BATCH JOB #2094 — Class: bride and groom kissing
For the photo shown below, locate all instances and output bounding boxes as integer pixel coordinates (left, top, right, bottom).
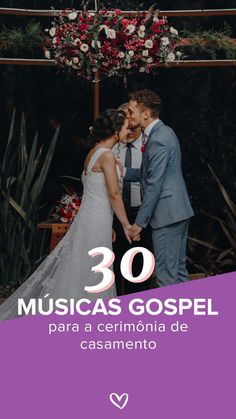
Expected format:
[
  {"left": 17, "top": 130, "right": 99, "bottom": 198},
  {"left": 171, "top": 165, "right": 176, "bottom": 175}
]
[{"left": 0, "top": 89, "right": 194, "bottom": 320}]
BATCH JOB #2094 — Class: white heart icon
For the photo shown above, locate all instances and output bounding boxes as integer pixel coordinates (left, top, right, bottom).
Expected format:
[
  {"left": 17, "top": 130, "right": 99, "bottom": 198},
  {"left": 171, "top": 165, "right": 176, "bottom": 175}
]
[{"left": 109, "top": 392, "right": 129, "bottom": 410}]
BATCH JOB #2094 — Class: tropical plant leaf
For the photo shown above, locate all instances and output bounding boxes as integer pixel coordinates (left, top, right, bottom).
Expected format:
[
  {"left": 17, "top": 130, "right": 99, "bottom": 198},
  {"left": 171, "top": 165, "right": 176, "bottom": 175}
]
[
  {"left": 208, "top": 164, "right": 236, "bottom": 215},
  {"left": 188, "top": 236, "right": 221, "bottom": 251},
  {"left": 0, "top": 111, "right": 59, "bottom": 287}
]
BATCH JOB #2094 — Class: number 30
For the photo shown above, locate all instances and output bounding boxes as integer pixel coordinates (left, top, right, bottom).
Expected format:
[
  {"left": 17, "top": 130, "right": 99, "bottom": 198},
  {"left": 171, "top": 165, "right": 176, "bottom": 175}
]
[{"left": 84, "top": 247, "right": 155, "bottom": 294}]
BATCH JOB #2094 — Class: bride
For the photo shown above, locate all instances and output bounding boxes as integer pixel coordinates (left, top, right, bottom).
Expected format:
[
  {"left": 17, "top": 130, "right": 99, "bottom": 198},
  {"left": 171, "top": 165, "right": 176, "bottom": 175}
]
[{"left": 0, "top": 109, "right": 135, "bottom": 320}]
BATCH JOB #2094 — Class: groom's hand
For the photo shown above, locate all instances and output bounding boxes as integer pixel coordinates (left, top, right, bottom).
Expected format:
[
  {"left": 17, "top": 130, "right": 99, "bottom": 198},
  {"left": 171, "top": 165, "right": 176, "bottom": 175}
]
[{"left": 131, "top": 223, "right": 142, "bottom": 241}]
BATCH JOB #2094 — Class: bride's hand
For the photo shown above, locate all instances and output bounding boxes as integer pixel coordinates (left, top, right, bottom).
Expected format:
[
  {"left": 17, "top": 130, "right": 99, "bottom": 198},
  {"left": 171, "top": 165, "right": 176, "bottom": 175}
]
[
  {"left": 123, "top": 224, "right": 132, "bottom": 244},
  {"left": 132, "top": 234, "right": 141, "bottom": 242}
]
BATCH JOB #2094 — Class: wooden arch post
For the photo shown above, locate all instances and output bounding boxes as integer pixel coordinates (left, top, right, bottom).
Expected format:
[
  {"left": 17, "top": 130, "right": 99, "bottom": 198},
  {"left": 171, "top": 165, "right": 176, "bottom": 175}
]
[{"left": 93, "top": 70, "right": 100, "bottom": 120}]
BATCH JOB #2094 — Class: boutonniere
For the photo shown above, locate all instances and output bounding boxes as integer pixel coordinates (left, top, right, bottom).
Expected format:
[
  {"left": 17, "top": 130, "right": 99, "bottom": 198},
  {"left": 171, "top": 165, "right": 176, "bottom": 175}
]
[
  {"left": 141, "top": 133, "right": 147, "bottom": 153},
  {"left": 141, "top": 144, "right": 147, "bottom": 153}
]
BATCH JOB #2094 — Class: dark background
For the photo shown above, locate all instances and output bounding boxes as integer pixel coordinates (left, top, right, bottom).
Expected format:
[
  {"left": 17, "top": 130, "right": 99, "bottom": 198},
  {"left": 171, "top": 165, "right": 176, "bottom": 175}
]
[{"left": 0, "top": 1, "right": 236, "bottom": 273}]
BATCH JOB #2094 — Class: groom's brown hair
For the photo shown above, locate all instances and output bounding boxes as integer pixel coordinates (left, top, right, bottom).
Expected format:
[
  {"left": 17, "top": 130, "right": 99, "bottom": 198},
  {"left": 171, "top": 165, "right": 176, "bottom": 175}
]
[{"left": 129, "top": 89, "right": 161, "bottom": 117}]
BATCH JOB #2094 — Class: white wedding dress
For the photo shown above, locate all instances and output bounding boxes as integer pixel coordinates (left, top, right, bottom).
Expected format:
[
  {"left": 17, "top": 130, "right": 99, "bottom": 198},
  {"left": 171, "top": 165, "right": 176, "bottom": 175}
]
[{"left": 0, "top": 148, "right": 117, "bottom": 320}]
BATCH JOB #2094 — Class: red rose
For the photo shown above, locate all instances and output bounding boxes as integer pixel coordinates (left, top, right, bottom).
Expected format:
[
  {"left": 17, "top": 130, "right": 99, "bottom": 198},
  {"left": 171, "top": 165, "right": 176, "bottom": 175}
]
[
  {"left": 78, "top": 23, "right": 88, "bottom": 31},
  {"left": 65, "top": 211, "right": 73, "bottom": 219},
  {"left": 115, "top": 9, "right": 122, "bottom": 15},
  {"left": 59, "top": 208, "right": 65, "bottom": 216},
  {"left": 121, "top": 18, "right": 130, "bottom": 27},
  {"left": 151, "top": 20, "right": 165, "bottom": 32}
]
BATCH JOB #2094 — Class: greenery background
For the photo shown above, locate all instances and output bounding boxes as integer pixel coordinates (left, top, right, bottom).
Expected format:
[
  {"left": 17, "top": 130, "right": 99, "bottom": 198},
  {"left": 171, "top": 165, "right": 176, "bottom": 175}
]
[{"left": 0, "top": 1, "right": 236, "bottom": 287}]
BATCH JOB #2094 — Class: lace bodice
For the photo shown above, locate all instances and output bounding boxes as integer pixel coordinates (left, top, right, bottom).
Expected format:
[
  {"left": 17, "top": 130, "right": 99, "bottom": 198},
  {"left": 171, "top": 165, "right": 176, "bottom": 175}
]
[{"left": 82, "top": 147, "right": 121, "bottom": 200}]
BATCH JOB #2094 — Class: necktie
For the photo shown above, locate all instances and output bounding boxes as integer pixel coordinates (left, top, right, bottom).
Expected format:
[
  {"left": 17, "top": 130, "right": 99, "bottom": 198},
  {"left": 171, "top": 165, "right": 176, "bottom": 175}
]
[{"left": 122, "top": 143, "right": 132, "bottom": 209}]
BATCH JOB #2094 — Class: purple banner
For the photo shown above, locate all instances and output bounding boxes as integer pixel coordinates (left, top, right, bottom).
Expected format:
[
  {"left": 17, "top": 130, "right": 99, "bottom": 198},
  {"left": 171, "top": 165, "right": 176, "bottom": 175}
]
[{"left": 0, "top": 273, "right": 235, "bottom": 418}]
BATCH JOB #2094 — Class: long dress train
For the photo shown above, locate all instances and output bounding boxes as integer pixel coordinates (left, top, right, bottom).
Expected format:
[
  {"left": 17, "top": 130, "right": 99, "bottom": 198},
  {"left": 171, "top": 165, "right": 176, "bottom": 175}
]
[{"left": 0, "top": 148, "right": 117, "bottom": 320}]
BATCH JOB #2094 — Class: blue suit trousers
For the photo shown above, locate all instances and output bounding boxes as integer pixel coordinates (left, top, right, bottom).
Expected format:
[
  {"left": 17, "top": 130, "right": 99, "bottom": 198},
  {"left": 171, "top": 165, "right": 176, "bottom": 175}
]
[{"left": 152, "top": 219, "right": 190, "bottom": 286}]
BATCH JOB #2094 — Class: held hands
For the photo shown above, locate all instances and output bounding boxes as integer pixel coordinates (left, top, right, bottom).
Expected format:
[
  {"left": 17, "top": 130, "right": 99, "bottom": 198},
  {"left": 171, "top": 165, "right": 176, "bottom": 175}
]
[
  {"left": 131, "top": 223, "right": 142, "bottom": 242},
  {"left": 123, "top": 223, "right": 142, "bottom": 243},
  {"left": 123, "top": 224, "right": 132, "bottom": 244}
]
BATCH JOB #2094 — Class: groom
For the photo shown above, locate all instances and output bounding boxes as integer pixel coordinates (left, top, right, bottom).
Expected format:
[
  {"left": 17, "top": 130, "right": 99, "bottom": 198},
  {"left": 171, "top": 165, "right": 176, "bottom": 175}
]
[{"left": 124, "top": 89, "right": 194, "bottom": 287}]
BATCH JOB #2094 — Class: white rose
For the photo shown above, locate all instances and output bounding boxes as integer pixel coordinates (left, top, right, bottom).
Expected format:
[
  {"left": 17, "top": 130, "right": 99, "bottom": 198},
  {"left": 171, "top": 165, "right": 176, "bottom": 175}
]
[
  {"left": 80, "top": 43, "right": 89, "bottom": 52},
  {"left": 108, "top": 29, "right": 116, "bottom": 39},
  {"left": 49, "top": 27, "right": 56, "bottom": 37},
  {"left": 125, "top": 63, "right": 131, "bottom": 69},
  {"left": 52, "top": 37, "right": 57, "bottom": 44},
  {"left": 128, "top": 50, "right": 134, "bottom": 57},
  {"left": 73, "top": 57, "right": 79, "bottom": 63},
  {"left": 166, "top": 52, "right": 175, "bottom": 62},
  {"left": 161, "top": 37, "right": 170, "bottom": 46},
  {"left": 147, "top": 57, "right": 153, "bottom": 63},
  {"left": 68, "top": 12, "right": 78, "bottom": 21},
  {"left": 91, "top": 40, "right": 101, "bottom": 48},
  {"left": 144, "top": 39, "right": 153, "bottom": 49},
  {"left": 100, "top": 24, "right": 108, "bottom": 32},
  {"left": 139, "top": 25, "right": 145, "bottom": 32},
  {"left": 67, "top": 60, "right": 73, "bottom": 66},
  {"left": 89, "top": 12, "right": 95, "bottom": 16},
  {"left": 142, "top": 49, "right": 149, "bottom": 57},
  {"left": 45, "top": 50, "right": 51, "bottom": 59},
  {"left": 176, "top": 51, "right": 182, "bottom": 58},
  {"left": 138, "top": 30, "right": 145, "bottom": 38},
  {"left": 118, "top": 51, "right": 125, "bottom": 58},
  {"left": 127, "top": 24, "right": 136, "bottom": 34},
  {"left": 170, "top": 27, "right": 178, "bottom": 35},
  {"left": 74, "top": 38, "right": 80, "bottom": 44},
  {"left": 139, "top": 67, "right": 146, "bottom": 72},
  {"left": 153, "top": 17, "right": 159, "bottom": 22}
]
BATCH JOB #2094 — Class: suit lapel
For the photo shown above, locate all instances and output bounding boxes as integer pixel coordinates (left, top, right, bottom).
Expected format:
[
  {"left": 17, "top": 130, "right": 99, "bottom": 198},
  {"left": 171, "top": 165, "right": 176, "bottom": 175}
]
[
  {"left": 140, "top": 120, "right": 165, "bottom": 188},
  {"left": 148, "top": 120, "right": 165, "bottom": 142}
]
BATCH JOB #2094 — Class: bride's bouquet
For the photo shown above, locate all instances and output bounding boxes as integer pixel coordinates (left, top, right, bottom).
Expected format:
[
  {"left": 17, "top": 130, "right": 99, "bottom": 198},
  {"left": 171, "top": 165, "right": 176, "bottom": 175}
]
[{"left": 49, "top": 190, "right": 82, "bottom": 223}]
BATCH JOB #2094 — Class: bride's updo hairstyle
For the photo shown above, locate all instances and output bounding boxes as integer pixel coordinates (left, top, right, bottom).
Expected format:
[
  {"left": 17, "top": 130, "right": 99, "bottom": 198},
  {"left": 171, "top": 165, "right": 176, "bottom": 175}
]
[{"left": 89, "top": 109, "right": 126, "bottom": 145}]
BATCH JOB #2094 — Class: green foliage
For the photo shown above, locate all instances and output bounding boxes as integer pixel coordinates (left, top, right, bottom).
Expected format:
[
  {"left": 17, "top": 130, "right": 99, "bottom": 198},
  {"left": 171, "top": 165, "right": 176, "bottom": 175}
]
[
  {"left": 0, "top": 21, "right": 44, "bottom": 57},
  {"left": 181, "top": 23, "right": 236, "bottom": 59},
  {"left": 207, "top": 165, "right": 236, "bottom": 267},
  {"left": 188, "top": 166, "right": 236, "bottom": 274},
  {"left": 0, "top": 15, "right": 236, "bottom": 60},
  {"left": 0, "top": 111, "right": 59, "bottom": 289}
]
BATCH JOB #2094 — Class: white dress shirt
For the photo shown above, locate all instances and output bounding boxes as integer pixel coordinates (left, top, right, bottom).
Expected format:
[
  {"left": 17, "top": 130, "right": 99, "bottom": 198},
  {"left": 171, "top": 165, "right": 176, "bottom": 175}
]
[
  {"left": 113, "top": 134, "right": 143, "bottom": 207},
  {"left": 144, "top": 118, "right": 160, "bottom": 137}
]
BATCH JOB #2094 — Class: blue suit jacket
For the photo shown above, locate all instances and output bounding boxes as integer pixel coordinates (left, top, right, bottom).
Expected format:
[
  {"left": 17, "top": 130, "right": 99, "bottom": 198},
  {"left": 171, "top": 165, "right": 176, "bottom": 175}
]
[{"left": 125, "top": 120, "right": 194, "bottom": 229}]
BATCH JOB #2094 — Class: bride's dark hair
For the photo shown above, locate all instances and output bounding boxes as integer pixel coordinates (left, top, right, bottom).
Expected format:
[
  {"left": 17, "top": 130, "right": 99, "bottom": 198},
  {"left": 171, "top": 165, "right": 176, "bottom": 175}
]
[{"left": 89, "top": 109, "right": 127, "bottom": 145}]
